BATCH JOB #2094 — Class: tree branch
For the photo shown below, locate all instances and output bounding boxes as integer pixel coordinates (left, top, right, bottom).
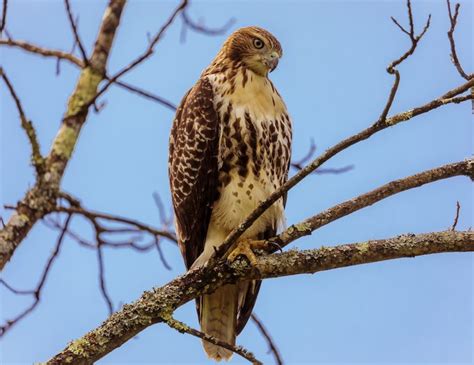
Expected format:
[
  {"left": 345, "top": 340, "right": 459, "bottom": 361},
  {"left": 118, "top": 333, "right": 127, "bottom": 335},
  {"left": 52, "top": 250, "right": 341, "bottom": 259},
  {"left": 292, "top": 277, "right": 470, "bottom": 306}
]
[
  {"left": 0, "top": 0, "right": 126, "bottom": 271},
  {"left": 271, "top": 159, "right": 473, "bottom": 250},
  {"left": 164, "top": 315, "right": 262, "bottom": 364},
  {"left": 0, "top": 38, "right": 178, "bottom": 110},
  {"left": 446, "top": 0, "right": 472, "bottom": 81},
  {"left": 251, "top": 314, "right": 283, "bottom": 365},
  {"left": 0, "top": 67, "right": 44, "bottom": 175},
  {"left": 0, "top": 38, "right": 84, "bottom": 67},
  {"left": 0, "top": 0, "right": 7, "bottom": 33},
  {"left": 0, "top": 214, "right": 72, "bottom": 336},
  {"left": 88, "top": 0, "right": 189, "bottom": 108},
  {"left": 64, "top": 0, "right": 88, "bottom": 64},
  {"left": 46, "top": 230, "right": 473, "bottom": 364}
]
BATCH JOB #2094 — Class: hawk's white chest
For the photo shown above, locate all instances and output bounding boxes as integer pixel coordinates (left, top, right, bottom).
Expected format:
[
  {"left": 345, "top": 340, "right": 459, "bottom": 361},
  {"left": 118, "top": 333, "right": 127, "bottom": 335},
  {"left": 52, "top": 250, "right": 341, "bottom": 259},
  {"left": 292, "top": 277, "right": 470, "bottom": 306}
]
[{"left": 206, "top": 69, "right": 292, "bottom": 241}]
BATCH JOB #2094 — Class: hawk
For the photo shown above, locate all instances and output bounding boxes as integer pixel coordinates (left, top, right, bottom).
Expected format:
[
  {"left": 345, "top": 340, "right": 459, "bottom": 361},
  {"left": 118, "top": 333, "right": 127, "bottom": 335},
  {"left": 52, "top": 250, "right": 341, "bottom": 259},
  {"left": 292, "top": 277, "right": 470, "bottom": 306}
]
[{"left": 168, "top": 26, "right": 292, "bottom": 361}]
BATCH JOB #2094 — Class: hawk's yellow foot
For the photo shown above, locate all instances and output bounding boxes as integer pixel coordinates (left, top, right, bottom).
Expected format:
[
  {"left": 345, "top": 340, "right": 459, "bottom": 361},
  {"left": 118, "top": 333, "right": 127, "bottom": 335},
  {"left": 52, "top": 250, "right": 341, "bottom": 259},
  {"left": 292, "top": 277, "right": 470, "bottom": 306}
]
[{"left": 227, "top": 239, "right": 267, "bottom": 266}]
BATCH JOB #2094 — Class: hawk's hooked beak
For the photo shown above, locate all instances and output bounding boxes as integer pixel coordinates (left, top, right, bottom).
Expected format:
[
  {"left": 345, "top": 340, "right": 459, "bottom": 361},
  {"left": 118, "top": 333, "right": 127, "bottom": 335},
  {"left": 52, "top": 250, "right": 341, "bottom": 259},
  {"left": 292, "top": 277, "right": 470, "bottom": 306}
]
[{"left": 264, "top": 51, "right": 280, "bottom": 72}]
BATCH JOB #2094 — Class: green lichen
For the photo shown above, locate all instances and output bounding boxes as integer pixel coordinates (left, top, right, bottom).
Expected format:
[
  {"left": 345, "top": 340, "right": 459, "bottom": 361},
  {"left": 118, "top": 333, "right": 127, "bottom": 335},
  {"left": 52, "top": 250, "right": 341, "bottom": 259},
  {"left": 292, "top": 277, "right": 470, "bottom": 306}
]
[
  {"left": 51, "top": 125, "right": 79, "bottom": 159},
  {"left": 357, "top": 243, "right": 370, "bottom": 254},
  {"left": 389, "top": 109, "right": 414, "bottom": 125},
  {"left": 65, "top": 67, "right": 103, "bottom": 118},
  {"left": 294, "top": 222, "right": 312, "bottom": 233},
  {"left": 67, "top": 338, "right": 90, "bottom": 357}
]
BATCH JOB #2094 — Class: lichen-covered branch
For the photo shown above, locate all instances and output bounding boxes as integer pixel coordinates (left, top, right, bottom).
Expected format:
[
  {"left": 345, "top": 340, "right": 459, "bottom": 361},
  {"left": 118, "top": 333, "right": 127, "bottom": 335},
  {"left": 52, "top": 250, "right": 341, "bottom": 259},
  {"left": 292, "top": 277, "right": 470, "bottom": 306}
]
[
  {"left": 0, "top": 68, "right": 44, "bottom": 175},
  {"left": 46, "top": 230, "right": 473, "bottom": 364},
  {"left": 272, "top": 159, "right": 474, "bottom": 249},
  {"left": 0, "top": 0, "right": 126, "bottom": 271}
]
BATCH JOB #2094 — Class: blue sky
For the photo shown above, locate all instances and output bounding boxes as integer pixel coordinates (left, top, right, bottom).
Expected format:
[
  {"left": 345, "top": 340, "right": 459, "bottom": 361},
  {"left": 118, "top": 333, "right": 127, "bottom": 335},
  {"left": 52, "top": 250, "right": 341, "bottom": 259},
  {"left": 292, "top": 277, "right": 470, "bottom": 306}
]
[{"left": 0, "top": 0, "right": 472, "bottom": 364}]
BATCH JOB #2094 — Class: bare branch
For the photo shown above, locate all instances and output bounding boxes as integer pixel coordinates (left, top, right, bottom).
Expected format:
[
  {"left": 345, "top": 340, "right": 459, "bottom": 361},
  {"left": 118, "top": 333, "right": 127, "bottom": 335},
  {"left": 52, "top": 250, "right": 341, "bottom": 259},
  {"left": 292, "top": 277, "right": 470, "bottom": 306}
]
[
  {"left": 273, "top": 159, "right": 473, "bottom": 250},
  {"left": 0, "top": 38, "right": 84, "bottom": 67},
  {"left": 97, "top": 239, "right": 113, "bottom": 315},
  {"left": 64, "top": 0, "right": 88, "bottom": 64},
  {"left": 251, "top": 314, "right": 283, "bottom": 365},
  {"left": 388, "top": 1, "right": 431, "bottom": 73},
  {"left": 114, "top": 80, "right": 177, "bottom": 110},
  {"left": 446, "top": 0, "right": 472, "bottom": 80},
  {"left": 165, "top": 315, "right": 262, "bottom": 364},
  {"left": 180, "top": 9, "right": 235, "bottom": 42},
  {"left": 0, "top": 214, "right": 72, "bottom": 337},
  {"left": 54, "top": 195, "right": 177, "bottom": 243},
  {"left": 0, "top": 0, "right": 7, "bottom": 33},
  {"left": 446, "top": 0, "right": 473, "bottom": 112},
  {"left": 0, "top": 67, "right": 44, "bottom": 175},
  {"left": 381, "top": 1, "right": 431, "bottom": 123},
  {"left": 89, "top": 0, "right": 189, "bottom": 108},
  {"left": 46, "top": 230, "right": 473, "bottom": 364},
  {"left": 450, "top": 201, "right": 461, "bottom": 231}
]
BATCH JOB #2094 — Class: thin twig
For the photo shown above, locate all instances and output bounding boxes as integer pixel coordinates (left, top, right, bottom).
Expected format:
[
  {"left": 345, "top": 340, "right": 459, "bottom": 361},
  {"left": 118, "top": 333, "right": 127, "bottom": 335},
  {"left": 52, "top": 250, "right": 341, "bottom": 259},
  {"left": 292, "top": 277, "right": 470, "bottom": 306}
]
[
  {"left": 0, "top": 214, "right": 72, "bottom": 337},
  {"left": 450, "top": 201, "right": 461, "bottom": 231},
  {"left": 165, "top": 315, "right": 262, "bottom": 365},
  {"left": 446, "top": 0, "right": 473, "bottom": 112},
  {"left": 153, "top": 236, "right": 172, "bottom": 270},
  {"left": 0, "top": 38, "right": 84, "bottom": 67},
  {"left": 251, "top": 314, "right": 283, "bottom": 365},
  {"left": 180, "top": 9, "right": 235, "bottom": 43},
  {"left": 89, "top": 0, "right": 189, "bottom": 108},
  {"left": 56, "top": 193, "right": 177, "bottom": 242},
  {"left": 0, "top": 68, "right": 44, "bottom": 175},
  {"left": 446, "top": 1, "right": 472, "bottom": 80},
  {"left": 64, "top": 0, "right": 88, "bottom": 64},
  {"left": 97, "top": 240, "right": 113, "bottom": 315},
  {"left": 290, "top": 138, "right": 353, "bottom": 174},
  {"left": 114, "top": 80, "right": 177, "bottom": 110},
  {"left": 0, "top": 39, "right": 178, "bottom": 110},
  {"left": 381, "top": 0, "right": 431, "bottom": 123},
  {"left": 0, "top": 0, "right": 7, "bottom": 33}
]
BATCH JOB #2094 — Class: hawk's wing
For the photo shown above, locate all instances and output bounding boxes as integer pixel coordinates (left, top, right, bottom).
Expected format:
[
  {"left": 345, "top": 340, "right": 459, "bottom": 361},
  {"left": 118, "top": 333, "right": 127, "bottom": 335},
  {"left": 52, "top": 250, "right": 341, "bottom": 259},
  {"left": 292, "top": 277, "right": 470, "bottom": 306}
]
[{"left": 168, "top": 78, "right": 220, "bottom": 269}]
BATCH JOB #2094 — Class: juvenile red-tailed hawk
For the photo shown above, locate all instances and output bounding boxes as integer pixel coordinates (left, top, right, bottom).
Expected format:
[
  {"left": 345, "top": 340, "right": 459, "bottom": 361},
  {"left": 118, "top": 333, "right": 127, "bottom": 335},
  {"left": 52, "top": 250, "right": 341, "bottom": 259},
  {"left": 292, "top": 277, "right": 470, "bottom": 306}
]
[{"left": 168, "top": 26, "right": 292, "bottom": 361}]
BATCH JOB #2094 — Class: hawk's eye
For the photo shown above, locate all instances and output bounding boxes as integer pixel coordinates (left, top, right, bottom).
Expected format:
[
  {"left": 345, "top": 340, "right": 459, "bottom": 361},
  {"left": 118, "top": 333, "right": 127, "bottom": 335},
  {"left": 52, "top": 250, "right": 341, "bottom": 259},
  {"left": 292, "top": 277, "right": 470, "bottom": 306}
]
[{"left": 253, "top": 38, "right": 264, "bottom": 49}]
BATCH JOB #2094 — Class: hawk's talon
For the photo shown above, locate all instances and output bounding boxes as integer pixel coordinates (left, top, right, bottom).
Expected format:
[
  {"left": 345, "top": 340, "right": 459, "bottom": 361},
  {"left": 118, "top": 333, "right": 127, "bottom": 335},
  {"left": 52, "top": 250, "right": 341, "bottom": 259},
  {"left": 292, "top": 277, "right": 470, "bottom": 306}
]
[{"left": 227, "top": 239, "right": 267, "bottom": 266}]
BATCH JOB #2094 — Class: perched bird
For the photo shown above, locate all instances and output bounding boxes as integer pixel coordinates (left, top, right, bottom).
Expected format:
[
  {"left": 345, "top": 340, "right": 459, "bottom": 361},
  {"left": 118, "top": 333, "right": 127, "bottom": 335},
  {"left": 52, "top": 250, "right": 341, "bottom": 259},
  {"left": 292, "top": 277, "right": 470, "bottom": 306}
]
[{"left": 168, "top": 26, "right": 292, "bottom": 361}]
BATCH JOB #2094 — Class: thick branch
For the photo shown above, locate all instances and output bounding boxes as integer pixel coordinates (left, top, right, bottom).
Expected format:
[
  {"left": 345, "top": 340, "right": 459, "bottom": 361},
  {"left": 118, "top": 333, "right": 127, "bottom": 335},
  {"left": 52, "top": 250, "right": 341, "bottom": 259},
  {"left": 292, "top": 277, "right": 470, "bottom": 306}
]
[
  {"left": 47, "top": 230, "right": 473, "bottom": 364},
  {"left": 273, "top": 159, "right": 474, "bottom": 249},
  {"left": 0, "top": 0, "right": 126, "bottom": 271}
]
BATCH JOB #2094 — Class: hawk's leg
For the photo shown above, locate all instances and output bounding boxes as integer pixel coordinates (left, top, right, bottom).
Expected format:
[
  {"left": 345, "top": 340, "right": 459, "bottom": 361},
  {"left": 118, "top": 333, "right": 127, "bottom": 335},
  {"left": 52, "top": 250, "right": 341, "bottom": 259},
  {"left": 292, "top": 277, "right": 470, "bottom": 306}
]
[{"left": 227, "top": 239, "right": 267, "bottom": 266}]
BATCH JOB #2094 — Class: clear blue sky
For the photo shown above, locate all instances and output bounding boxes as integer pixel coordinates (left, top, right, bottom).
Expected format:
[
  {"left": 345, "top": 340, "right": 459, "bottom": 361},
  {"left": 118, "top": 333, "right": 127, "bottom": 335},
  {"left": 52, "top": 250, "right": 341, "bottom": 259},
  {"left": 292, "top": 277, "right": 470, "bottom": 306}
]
[{"left": 1, "top": 0, "right": 472, "bottom": 364}]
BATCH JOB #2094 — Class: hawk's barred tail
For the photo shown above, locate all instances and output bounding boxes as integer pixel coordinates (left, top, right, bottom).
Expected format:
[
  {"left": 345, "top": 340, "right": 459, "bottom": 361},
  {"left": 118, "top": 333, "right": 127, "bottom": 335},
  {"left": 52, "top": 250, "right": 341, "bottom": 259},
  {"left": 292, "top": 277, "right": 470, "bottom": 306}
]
[{"left": 200, "top": 284, "right": 238, "bottom": 361}]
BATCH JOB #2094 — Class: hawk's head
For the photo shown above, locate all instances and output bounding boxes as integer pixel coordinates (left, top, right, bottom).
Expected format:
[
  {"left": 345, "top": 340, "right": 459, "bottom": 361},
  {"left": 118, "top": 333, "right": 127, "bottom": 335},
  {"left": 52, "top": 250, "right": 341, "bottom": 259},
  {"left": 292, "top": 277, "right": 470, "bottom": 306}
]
[{"left": 222, "top": 26, "right": 282, "bottom": 76}]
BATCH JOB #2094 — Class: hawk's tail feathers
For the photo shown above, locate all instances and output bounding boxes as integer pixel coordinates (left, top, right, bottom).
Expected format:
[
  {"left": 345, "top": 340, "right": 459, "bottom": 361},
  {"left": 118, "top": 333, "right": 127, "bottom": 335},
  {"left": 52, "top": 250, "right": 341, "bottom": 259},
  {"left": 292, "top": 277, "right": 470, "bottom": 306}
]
[{"left": 200, "top": 284, "right": 238, "bottom": 361}]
